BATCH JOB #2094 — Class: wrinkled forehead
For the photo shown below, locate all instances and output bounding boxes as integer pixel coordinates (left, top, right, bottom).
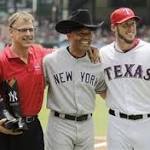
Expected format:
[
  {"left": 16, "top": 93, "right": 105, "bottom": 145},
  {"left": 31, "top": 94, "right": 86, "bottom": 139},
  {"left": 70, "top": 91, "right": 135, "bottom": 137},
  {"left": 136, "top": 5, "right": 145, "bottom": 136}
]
[{"left": 8, "top": 11, "right": 34, "bottom": 27}]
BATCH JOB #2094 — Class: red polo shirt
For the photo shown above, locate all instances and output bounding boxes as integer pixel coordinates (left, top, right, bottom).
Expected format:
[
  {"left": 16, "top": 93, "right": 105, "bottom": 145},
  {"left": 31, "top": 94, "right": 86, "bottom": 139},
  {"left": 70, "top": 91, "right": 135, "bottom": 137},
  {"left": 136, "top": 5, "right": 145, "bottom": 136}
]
[{"left": 0, "top": 44, "right": 53, "bottom": 116}]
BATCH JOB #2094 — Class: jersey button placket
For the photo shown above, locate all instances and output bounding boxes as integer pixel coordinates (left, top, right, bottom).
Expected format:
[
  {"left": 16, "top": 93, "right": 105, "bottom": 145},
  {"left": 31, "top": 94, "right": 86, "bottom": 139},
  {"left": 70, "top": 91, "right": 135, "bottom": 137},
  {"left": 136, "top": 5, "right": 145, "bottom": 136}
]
[{"left": 73, "top": 60, "right": 80, "bottom": 115}]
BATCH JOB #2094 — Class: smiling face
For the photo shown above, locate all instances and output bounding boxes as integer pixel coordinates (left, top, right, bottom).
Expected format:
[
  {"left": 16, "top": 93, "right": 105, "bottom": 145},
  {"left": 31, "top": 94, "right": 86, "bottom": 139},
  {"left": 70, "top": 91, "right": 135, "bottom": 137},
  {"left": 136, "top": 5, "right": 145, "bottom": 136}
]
[
  {"left": 112, "top": 18, "right": 137, "bottom": 44},
  {"left": 68, "top": 27, "right": 93, "bottom": 52},
  {"left": 9, "top": 12, "right": 35, "bottom": 50}
]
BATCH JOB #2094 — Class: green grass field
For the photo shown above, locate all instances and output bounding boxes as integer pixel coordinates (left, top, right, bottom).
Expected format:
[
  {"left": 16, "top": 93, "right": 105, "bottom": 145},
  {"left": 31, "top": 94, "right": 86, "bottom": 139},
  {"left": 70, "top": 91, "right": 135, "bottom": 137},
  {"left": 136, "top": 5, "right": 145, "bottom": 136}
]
[
  {"left": 39, "top": 95, "right": 108, "bottom": 136},
  {"left": 93, "top": 97, "right": 108, "bottom": 136}
]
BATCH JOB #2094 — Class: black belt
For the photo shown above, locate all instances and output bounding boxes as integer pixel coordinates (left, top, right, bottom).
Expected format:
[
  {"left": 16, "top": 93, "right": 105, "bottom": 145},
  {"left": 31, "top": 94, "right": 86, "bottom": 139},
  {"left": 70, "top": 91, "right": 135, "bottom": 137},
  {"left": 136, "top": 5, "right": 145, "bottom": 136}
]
[
  {"left": 54, "top": 111, "right": 92, "bottom": 121},
  {"left": 109, "top": 109, "right": 150, "bottom": 120},
  {"left": 23, "top": 116, "right": 38, "bottom": 123}
]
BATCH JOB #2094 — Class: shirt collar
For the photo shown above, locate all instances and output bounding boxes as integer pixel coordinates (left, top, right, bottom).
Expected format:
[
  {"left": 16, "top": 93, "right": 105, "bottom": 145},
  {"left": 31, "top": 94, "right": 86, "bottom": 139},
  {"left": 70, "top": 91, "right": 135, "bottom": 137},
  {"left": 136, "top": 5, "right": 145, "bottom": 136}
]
[{"left": 5, "top": 45, "right": 33, "bottom": 59}]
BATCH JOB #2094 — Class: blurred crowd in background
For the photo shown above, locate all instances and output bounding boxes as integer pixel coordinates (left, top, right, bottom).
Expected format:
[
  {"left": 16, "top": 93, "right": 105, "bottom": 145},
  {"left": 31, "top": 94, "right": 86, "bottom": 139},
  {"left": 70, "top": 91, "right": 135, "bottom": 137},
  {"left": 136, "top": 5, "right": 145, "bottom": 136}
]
[
  {"left": 0, "top": 17, "right": 150, "bottom": 49},
  {"left": 1, "top": 17, "right": 150, "bottom": 51},
  {"left": 1, "top": 0, "right": 150, "bottom": 50}
]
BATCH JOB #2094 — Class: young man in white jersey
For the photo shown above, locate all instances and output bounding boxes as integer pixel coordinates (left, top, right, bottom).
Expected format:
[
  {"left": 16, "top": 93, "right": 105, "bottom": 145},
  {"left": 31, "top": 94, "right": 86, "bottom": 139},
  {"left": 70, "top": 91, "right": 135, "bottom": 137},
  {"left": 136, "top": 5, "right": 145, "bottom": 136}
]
[
  {"left": 100, "top": 7, "right": 150, "bottom": 150},
  {"left": 43, "top": 9, "right": 106, "bottom": 150}
]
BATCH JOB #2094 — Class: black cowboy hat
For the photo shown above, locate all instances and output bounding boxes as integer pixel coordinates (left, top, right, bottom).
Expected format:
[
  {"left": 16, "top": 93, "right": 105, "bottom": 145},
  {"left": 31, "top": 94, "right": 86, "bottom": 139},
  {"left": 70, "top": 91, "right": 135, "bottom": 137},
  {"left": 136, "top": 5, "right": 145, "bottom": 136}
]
[{"left": 55, "top": 9, "right": 104, "bottom": 34}]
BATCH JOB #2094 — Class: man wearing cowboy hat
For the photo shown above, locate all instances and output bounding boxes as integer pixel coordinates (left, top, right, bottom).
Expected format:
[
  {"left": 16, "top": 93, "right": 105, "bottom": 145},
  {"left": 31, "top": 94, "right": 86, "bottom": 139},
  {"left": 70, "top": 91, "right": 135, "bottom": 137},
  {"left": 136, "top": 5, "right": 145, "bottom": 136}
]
[{"left": 43, "top": 9, "right": 106, "bottom": 150}]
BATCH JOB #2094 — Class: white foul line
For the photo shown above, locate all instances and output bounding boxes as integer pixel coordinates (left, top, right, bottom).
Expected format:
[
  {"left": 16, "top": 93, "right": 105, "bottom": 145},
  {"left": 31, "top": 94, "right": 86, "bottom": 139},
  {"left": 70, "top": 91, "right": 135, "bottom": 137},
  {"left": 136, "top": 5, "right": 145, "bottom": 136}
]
[{"left": 94, "top": 142, "right": 107, "bottom": 148}]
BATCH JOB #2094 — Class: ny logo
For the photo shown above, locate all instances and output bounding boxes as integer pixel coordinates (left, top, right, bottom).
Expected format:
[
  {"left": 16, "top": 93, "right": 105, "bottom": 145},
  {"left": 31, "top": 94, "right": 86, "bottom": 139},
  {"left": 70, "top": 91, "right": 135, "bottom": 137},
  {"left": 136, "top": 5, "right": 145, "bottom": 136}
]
[{"left": 8, "top": 91, "right": 18, "bottom": 102}]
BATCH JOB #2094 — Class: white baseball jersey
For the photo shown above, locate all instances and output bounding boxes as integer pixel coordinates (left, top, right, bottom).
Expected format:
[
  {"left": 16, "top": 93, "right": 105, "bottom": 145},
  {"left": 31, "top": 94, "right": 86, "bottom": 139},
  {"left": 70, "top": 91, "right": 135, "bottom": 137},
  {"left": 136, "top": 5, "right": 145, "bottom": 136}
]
[
  {"left": 43, "top": 48, "right": 106, "bottom": 115},
  {"left": 100, "top": 39, "right": 150, "bottom": 114}
]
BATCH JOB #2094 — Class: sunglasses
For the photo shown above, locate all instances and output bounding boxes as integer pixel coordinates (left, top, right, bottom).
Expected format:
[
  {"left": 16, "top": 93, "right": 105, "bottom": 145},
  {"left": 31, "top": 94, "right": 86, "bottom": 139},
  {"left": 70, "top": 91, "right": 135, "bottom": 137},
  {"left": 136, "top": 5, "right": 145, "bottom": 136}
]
[{"left": 10, "top": 26, "right": 36, "bottom": 32}]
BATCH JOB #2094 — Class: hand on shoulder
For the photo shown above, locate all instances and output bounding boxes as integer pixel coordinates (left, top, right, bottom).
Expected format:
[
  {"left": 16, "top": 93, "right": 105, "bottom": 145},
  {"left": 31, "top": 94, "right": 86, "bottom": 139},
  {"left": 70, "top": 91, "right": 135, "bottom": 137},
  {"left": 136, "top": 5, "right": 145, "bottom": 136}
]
[{"left": 87, "top": 47, "right": 101, "bottom": 64}]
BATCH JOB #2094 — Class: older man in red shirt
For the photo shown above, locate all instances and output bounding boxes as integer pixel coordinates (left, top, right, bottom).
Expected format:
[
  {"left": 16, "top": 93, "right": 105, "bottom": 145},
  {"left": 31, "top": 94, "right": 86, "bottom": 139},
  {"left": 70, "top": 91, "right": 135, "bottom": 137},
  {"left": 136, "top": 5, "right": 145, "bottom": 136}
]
[{"left": 0, "top": 11, "right": 53, "bottom": 150}]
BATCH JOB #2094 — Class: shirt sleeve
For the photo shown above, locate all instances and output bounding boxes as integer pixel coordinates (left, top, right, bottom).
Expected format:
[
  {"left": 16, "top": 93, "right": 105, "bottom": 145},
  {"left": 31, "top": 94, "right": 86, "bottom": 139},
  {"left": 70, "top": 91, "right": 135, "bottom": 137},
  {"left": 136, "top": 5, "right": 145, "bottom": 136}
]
[
  {"left": 42, "top": 56, "right": 49, "bottom": 86},
  {"left": 0, "top": 57, "right": 3, "bottom": 83},
  {"left": 95, "top": 72, "right": 107, "bottom": 94},
  {"left": 32, "top": 43, "right": 55, "bottom": 57}
]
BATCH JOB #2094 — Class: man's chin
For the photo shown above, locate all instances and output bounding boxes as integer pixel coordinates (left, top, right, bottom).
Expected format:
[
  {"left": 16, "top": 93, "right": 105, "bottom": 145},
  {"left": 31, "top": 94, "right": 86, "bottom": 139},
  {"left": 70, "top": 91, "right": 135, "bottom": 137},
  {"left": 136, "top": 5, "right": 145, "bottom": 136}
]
[
  {"left": 23, "top": 43, "right": 33, "bottom": 48},
  {"left": 129, "top": 40, "right": 135, "bottom": 44},
  {"left": 21, "top": 45, "right": 31, "bottom": 50},
  {"left": 81, "top": 45, "right": 91, "bottom": 51},
  {"left": 123, "top": 37, "right": 135, "bottom": 44}
]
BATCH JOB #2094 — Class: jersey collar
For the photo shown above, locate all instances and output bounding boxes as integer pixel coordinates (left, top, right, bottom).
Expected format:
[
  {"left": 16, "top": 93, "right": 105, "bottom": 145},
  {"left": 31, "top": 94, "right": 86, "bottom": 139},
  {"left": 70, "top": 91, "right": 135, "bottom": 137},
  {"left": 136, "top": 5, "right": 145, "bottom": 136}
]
[{"left": 5, "top": 45, "right": 33, "bottom": 59}]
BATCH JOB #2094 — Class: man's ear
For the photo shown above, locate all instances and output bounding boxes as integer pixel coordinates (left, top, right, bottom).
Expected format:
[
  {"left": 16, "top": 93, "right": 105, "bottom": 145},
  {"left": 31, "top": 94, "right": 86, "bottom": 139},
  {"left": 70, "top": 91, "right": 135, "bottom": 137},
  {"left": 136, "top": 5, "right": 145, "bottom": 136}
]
[
  {"left": 111, "top": 24, "right": 116, "bottom": 32},
  {"left": 66, "top": 33, "right": 72, "bottom": 40},
  {"left": 9, "top": 27, "right": 13, "bottom": 38},
  {"left": 9, "top": 27, "right": 13, "bottom": 33}
]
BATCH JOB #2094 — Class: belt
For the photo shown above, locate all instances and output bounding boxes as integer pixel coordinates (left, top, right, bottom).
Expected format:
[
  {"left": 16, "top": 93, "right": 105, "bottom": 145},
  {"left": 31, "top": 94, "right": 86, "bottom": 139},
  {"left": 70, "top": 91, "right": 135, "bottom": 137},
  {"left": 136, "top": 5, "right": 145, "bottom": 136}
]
[
  {"left": 109, "top": 109, "right": 150, "bottom": 120},
  {"left": 53, "top": 111, "right": 92, "bottom": 121},
  {"left": 23, "top": 116, "right": 38, "bottom": 123}
]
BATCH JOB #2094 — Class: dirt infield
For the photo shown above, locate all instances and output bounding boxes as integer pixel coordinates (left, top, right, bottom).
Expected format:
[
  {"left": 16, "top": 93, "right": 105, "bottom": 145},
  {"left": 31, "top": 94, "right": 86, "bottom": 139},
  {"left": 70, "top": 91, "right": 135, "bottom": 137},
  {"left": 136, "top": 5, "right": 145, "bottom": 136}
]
[{"left": 95, "top": 136, "right": 107, "bottom": 150}]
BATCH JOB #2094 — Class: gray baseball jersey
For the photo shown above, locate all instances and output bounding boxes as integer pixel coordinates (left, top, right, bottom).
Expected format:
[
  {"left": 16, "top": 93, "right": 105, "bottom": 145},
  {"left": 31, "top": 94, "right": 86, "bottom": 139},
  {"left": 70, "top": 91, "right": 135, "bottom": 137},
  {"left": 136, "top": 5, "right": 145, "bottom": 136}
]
[
  {"left": 43, "top": 48, "right": 106, "bottom": 114},
  {"left": 100, "top": 39, "right": 150, "bottom": 150},
  {"left": 43, "top": 48, "right": 106, "bottom": 150}
]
